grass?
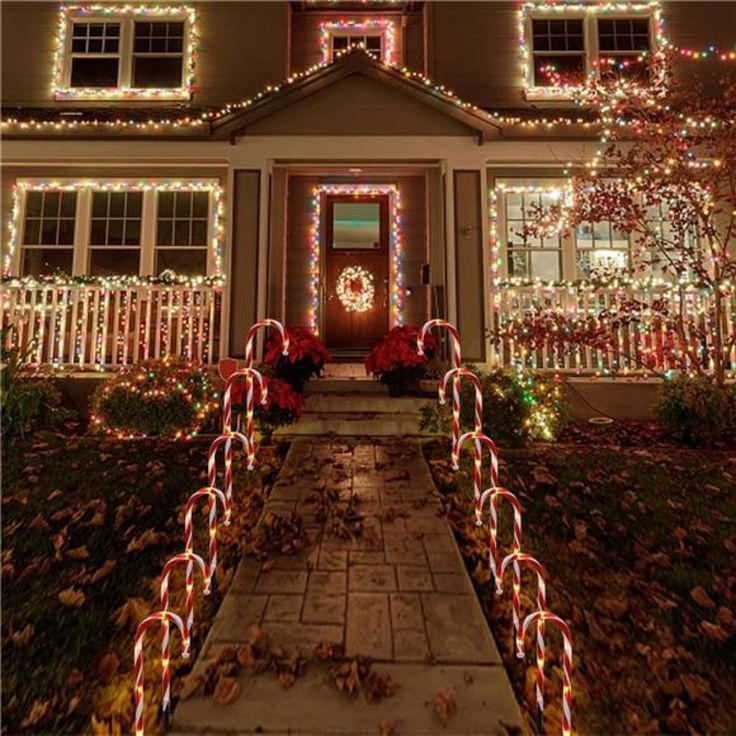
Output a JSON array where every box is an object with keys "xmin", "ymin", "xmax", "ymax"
[
  {"xmin": 1, "ymin": 431, "xmax": 285, "ymax": 734},
  {"xmin": 425, "ymin": 436, "xmax": 736, "ymax": 735}
]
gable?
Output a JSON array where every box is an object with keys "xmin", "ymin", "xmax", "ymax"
[{"xmin": 239, "ymin": 74, "xmax": 477, "ymax": 137}]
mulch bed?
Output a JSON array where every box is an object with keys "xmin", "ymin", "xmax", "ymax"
[
  {"xmin": 1, "ymin": 430, "xmax": 286, "ymax": 734},
  {"xmin": 425, "ymin": 430, "xmax": 736, "ymax": 734}
]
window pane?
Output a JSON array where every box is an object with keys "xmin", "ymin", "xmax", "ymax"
[
  {"xmin": 534, "ymin": 54, "xmax": 584, "ymax": 86},
  {"xmin": 192, "ymin": 193, "xmax": 209, "ymax": 218},
  {"xmin": 157, "ymin": 219, "xmax": 173, "ymax": 246},
  {"xmin": 109, "ymin": 193, "xmax": 125, "ymax": 217},
  {"xmin": 175, "ymin": 193, "xmax": 191, "ymax": 218},
  {"xmin": 530, "ymin": 250, "xmax": 561, "ymax": 280},
  {"xmin": 108, "ymin": 219, "xmax": 124, "ymax": 245},
  {"xmin": 124, "ymin": 219, "xmax": 141, "ymax": 245},
  {"xmin": 174, "ymin": 221, "xmax": 190, "ymax": 245},
  {"xmin": 71, "ymin": 58, "xmax": 119, "ymax": 87},
  {"xmin": 41, "ymin": 220, "xmax": 58, "ymax": 245},
  {"xmin": 89, "ymin": 248, "xmax": 140, "ymax": 276},
  {"xmin": 22, "ymin": 248, "xmax": 73, "ymax": 277},
  {"xmin": 43, "ymin": 192, "xmax": 60, "ymax": 217},
  {"xmin": 133, "ymin": 57, "xmax": 183, "ymax": 88},
  {"xmin": 24, "ymin": 219, "xmax": 40, "ymax": 245},
  {"xmin": 61, "ymin": 192, "xmax": 77, "ymax": 217},
  {"xmin": 26, "ymin": 192, "xmax": 43, "ymax": 217},
  {"xmin": 191, "ymin": 220, "xmax": 207, "ymax": 246},
  {"xmin": 58, "ymin": 219, "xmax": 75, "ymax": 245},
  {"xmin": 126, "ymin": 192, "xmax": 143, "ymax": 217},
  {"xmin": 156, "ymin": 249, "xmax": 207, "ymax": 276},
  {"xmin": 90, "ymin": 219, "xmax": 107, "ymax": 244},
  {"xmin": 92, "ymin": 192, "xmax": 108, "ymax": 217},
  {"xmin": 158, "ymin": 192, "xmax": 174, "ymax": 217}
]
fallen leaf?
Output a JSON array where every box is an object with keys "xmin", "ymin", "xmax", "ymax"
[
  {"xmin": 66, "ymin": 546, "xmax": 90, "ymax": 560},
  {"xmin": 58, "ymin": 587, "xmax": 86, "ymax": 607},
  {"xmin": 96, "ymin": 651, "xmax": 120, "ymax": 681},
  {"xmin": 178, "ymin": 673, "xmax": 203, "ymax": 701},
  {"xmin": 91, "ymin": 559, "xmax": 117, "ymax": 584},
  {"xmin": 379, "ymin": 720, "xmax": 397, "ymax": 736},
  {"xmin": 212, "ymin": 676, "xmax": 241, "ymax": 706},
  {"xmin": 11, "ymin": 624, "xmax": 33, "ymax": 647},
  {"xmin": 20, "ymin": 699, "xmax": 54, "ymax": 728},
  {"xmin": 126, "ymin": 529, "xmax": 166, "ymax": 553},
  {"xmin": 700, "ymin": 621, "xmax": 729, "ymax": 643},
  {"xmin": 428, "ymin": 691, "xmax": 457, "ymax": 725},
  {"xmin": 111, "ymin": 598, "xmax": 150, "ymax": 630},
  {"xmin": 690, "ymin": 586, "xmax": 715, "ymax": 609}
]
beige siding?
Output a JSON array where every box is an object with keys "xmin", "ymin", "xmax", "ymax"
[{"xmin": 284, "ymin": 174, "xmax": 428, "ymax": 334}]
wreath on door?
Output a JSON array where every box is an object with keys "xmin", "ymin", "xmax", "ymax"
[{"xmin": 335, "ymin": 265, "xmax": 375, "ymax": 313}]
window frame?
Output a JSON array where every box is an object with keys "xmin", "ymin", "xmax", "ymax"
[
  {"xmin": 11, "ymin": 179, "xmax": 222, "ymax": 280},
  {"xmin": 520, "ymin": 2, "xmax": 661, "ymax": 100},
  {"xmin": 53, "ymin": 6, "xmax": 195, "ymax": 101},
  {"xmin": 319, "ymin": 19, "xmax": 397, "ymax": 64}
]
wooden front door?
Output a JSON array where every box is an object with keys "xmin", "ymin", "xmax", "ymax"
[{"xmin": 324, "ymin": 194, "xmax": 390, "ymax": 352}]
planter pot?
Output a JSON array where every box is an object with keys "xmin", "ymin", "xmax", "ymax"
[{"xmin": 385, "ymin": 377, "xmax": 405, "ymax": 397}]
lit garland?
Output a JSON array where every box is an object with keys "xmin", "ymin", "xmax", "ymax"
[
  {"xmin": 309, "ymin": 183, "xmax": 403, "ymax": 334},
  {"xmin": 319, "ymin": 18, "xmax": 396, "ymax": 64},
  {"xmin": 4, "ymin": 179, "xmax": 224, "ymax": 277},
  {"xmin": 335, "ymin": 265, "xmax": 376, "ymax": 312},
  {"xmin": 52, "ymin": 4, "xmax": 197, "ymax": 100},
  {"xmin": 519, "ymin": 1, "xmax": 668, "ymax": 99}
]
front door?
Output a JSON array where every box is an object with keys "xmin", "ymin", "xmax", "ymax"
[{"xmin": 324, "ymin": 194, "xmax": 390, "ymax": 352}]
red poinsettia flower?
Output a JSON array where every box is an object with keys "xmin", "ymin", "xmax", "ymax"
[
  {"xmin": 229, "ymin": 376, "xmax": 304, "ymax": 420},
  {"xmin": 264, "ymin": 327, "xmax": 331, "ymax": 369},
  {"xmin": 364, "ymin": 325, "xmax": 438, "ymax": 377}
]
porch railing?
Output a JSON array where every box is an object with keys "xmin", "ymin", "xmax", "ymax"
[
  {"xmin": 491, "ymin": 284, "xmax": 736, "ymax": 374},
  {"xmin": 1, "ymin": 282, "xmax": 223, "ymax": 369}
]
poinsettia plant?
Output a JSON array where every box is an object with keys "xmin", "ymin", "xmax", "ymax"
[
  {"xmin": 263, "ymin": 327, "xmax": 331, "ymax": 393},
  {"xmin": 364, "ymin": 325, "xmax": 438, "ymax": 394},
  {"xmin": 230, "ymin": 374, "xmax": 304, "ymax": 442}
]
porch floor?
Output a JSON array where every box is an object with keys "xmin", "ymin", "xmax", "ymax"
[{"xmin": 173, "ymin": 438, "xmax": 522, "ymax": 735}]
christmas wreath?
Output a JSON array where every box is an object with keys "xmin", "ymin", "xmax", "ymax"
[{"xmin": 335, "ymin": 265, "xmax": 375, "ymax": 313}]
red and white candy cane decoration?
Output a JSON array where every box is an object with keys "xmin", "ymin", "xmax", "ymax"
[
  {"xmin": 134, "ymin": 611, "xmax": 189, "ymax": 736},
  {"xmin": 456, "ymin": 431, "xmax": 499, "ymax": 514},
  {"xmin": 418, "ymin": 320, "xmax": 462, "ymax": 459},
  {"xmin": 477, "ymin": 486, "xmax": 522, "ymax": 595},
  {"xmin": 439, "ymin": 367, "xmax": 484, "ymax": 468},
  {"xmin": 521, "ymin": 611, "xmax": 574, "ymax": 736},
  {"xmin": 159, "ymin": 552, "xmax": 209, "ymax": 717},
  {"xmin": 208, "ymin": 431, "xmax": 251, "ymax": 501},
  {"xmin": 244, "ymin": 318, "xmax": 290, "ymax": 369},
  {"xmin": 184, "ymin": 486, "xmax": 229, "ymax": 588},
  {"xmin": 223, "ymin": 367, "xmax": 268, "ymax": 470}
]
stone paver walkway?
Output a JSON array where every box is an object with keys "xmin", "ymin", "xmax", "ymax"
[{"xmin": 174, "ymin": 438, "xmax": 521, "ymax": 735}]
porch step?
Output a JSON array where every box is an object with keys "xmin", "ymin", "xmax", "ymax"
[
  {"xmin": 305, "ymin": 377, "xmax": 386, "ymax": 394},
  {"xmin": 304, "ymin": 393, "xmax": 428, "ymax": 413}
]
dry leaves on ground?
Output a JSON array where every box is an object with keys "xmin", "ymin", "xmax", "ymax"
[{"xmin": 427, "ymin": 690, "xmax": 457, "ymax": 725}]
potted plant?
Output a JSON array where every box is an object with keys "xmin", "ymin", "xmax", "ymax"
[
  {"xmin": 231, "ymin": 375, "xmax": 304, "ymax": 443},
  {"xmin": 263, "ymin": 327, "xmax": 330, "ymax": 394},
  {"xmin": 364, "ymin": 325, "xmax": 438, "ymax": 397}
]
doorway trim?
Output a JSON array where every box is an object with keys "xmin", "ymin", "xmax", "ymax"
[{"xmin": 309, "ymin": 183, "xmax": 404, "ymax": 336}]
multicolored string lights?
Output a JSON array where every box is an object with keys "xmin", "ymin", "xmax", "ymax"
[{"xmin": 319, "ymin": 18, "xmax": 396, "ymax": 64}]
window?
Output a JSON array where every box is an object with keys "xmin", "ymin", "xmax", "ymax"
[
  {"xmin": 12, "ymin": 182, "xmax": 220, "ymax": 279},
  {"xmin": 54, "ymin": 6, "xmax": 195, "ymax": 99},
  {"xmin": 156, "ymin": 191, "xmax": 209, "ymax": 276},
  {"xmin": 133, "ymin": 21, "xmax": 186, "ymax": 88},
  {"xmin": 320, "ymin": 20, "xmax": 396, "ymax": 64},
  {"xmin": 70, "ymin": 22, "xmax": 121, "ymax": 87},
  {"xmin": 598, "ymin": 18, "xmax": 651, "ymax": 82},
  {"xmin": 520, "ymin": 3, "xmax": 660, "ymax": 98},
  {"xmin": 21, "ymin": 191, "xmax": 77, "ymax": 276},
  {"xmin": 531, "ymin": 18, "xmax": 585, "ymax": 87},
  {"xmin": 505, "ymin": 190, "xmax": 562, "ymax": 281},
  {"xmin": 576, "ymin": 220, "xmax": 630, "ymax": 278},
  {"xmin": 331, "ymin": 32, "xmax": 383, "ymax": 60},
  {"xmin": 89, "ymin": 192, "xmax": 143, "ymax": 276}
]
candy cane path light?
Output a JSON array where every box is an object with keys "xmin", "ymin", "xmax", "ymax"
[
  {"xmin": 439, "ymin": 367, "xmax": 484, "ymax": 468},
  {"xmin": 222, "ymin": 367, "xmax": 268, "ymax": 469},
  {"xmin": 521, "ymin": 611, "xmax": 574, "ymax": 736},
  {"xmin": 477, "ymin": 486, "xmax": 522, "ymax": 596},
  {"xmin": 244, "ymin": 319, "xmax": 289, "ymax": 368},
  {"xmin": 184, "ymin": 486, "xmax": 230, "ymax": 589},
  {"xmin": 134, "ymin": 611, "xmax": 189, "ymax": 736},
  {"xmin": 456, "ymin": 431, "xmax": 499, "ymax": 515},
  {"xmin": 208, "ymin": 430, "xmax": 252, "ymax": 494},
  {"xmin": 418, "ymin": 319, "xmax": 462, "ymax": 461}
]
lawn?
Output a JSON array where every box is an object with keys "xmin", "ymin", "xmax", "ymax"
[
  {"xmin": 425, "ymin": 430, "xmax": 736, "ymax": 735},
  {"xmin": 1, "ymin": 431, "xmax": 285, "ymax": 734}
]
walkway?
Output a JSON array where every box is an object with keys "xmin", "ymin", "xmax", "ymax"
[{"xmin": 173, "ymin": 438, "xmax": 522, "ymax": 735}]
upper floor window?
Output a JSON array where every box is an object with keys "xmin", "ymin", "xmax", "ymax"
[
  {"xmin": 320, "ymin": 19, "xmax": 396, "ymax": 64},
  {"xmin": 520, "ymin": 2, "xmax": 662, "ymax": 99},
  {"xmin": 53, "ymin": 5, "xmax": 196, "ymax": 100},
  {"xmin": 12, "ymin": 180, "xmax": 222, "ymax": 279}
]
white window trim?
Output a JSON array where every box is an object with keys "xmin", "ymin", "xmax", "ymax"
[
  {"xmin": 53, "ymin": 5, "xmax": 196, "ymax": 101},
  {"xmin": 12, "ymin": 179, "xmax": 222, "ymax": 280},
  {"xmin": 519, "ymin": 2, "xmax": 663, "ymax": 101}
]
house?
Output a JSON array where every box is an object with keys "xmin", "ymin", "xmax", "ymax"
[{"xmin": 1, "ymin": 1, "xmax": 733, "ymax": 381}]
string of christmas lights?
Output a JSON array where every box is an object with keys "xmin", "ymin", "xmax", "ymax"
[
  {"xmin": 52, "ymin": 4, "xmax": 197, "ymax": 101},
  {"xmin": 319, "ymin": 18, "xmax": 396, "ymax": 64}
]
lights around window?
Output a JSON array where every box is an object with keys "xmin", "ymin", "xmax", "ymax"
[
  {"xmin": 52, "ymin": 4, "xmax": 196, "ymax": 100},
  {"xmin": 319, "ymin": 19, "xmax": 396, "ymax": 64}
]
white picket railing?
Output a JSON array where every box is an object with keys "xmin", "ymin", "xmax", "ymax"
[
  {"xmin": 1, "ymin": 283, "xmax": 224, "ymax": 369},
  {"xmin": 491, "ymin": 284, "xmax": 736, "ymax": 374}
]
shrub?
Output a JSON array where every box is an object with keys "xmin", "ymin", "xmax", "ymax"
[
  {"xmin": 419, "ymin": 366, "xmax": 567, "ymax": 446},
  {"xmin": 364, "ymin": 326, "xmax": 438, "ymax": 393},
  {"xmin": 1, "ymin": 327, "xmax": 71, "ymax": 443},
  {"xmin": 263, "ymin": 327, "xmax": 330, "ymax": 393},
  {"xmin": 230, "ymin": 375, "xmax": 304, "ymax": 443},
  {"xmin": 90, "ymin": 357, "xmax": 219, "ymax": 438},
  {"xmin": 654, "ymin": 375, "xmax": 735, "ymax": 444}
]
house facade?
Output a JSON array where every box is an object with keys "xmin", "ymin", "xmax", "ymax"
[{"xmin": 1, "ymin": 1, "xmax": 733, "ymax": 371}]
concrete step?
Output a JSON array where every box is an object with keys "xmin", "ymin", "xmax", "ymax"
[
  {"xmin": 276, "ymin": 411, "xmax": 433, "ymax": 436},
  {"xmin": 306, "ymin": 377, "xmax": 386, "ymax": 394},
  {"xmin": 303, "ymin": 392, "xmax": 429, "ymax": 414}
]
